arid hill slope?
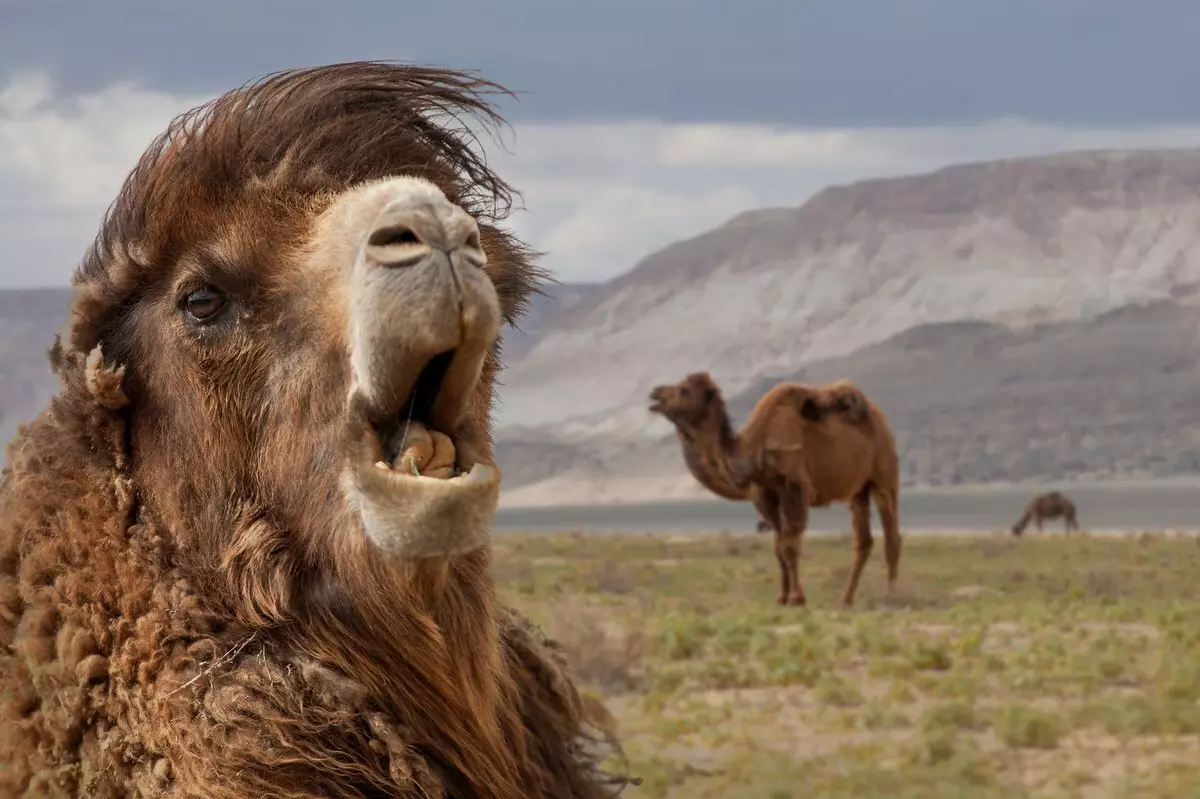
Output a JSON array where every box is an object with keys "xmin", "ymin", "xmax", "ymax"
[
  {"xmin": 496, "ymin": 300, "xmax": 1200, "ymax": 507},
  {"xmin": 499, "ymin": 148, "xmax": 1200, "ymax": 433}
]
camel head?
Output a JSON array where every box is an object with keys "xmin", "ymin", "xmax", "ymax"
[
  {"xmin": 60, "ymin": 63, "xmax": 541, "ymax": 623},
  {"xmin": 648, "ymin": 371, "xmax": 722, "ymax": 426}
]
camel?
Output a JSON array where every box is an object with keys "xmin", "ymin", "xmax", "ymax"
[
  {"xmin": 0, "ymin": 63, "xmax": 627, "ymax": 798},
  {"xmin": 649, "ymin": 376, "xmax": 866, "ymax": 534},
  {"xmin": 650, "ymin": 372, "xmax": 899, "ymax": 606},
  {"xmin": 1011, "ymin": 490, "xmax": 1080, "ymax": 535}
]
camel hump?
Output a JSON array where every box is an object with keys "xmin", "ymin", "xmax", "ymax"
[
  {"xmin": 1041, "ymin": 490, "xmax": 1070, "ymax": 506},
  {"xmin": 779, "ymin": 380, "xmax": 870, "ymax": 425},
  {"xmin": 823, "ymin": 380, "xmax": 870, "ymax": 424}
]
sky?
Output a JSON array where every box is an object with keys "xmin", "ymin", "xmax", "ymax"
[{"xmin": 4, "ymin": 0, "xmax": 1200, "ymax": 288}]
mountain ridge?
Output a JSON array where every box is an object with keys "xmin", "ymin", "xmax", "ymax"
[{"xmin": 496, "ymin": 146, "xmax": 1200, "ymax": 432}]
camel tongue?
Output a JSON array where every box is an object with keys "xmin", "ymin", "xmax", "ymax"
[{"xmin": 377, "ymin": 420, "xmax": 457, "ymax": 479}]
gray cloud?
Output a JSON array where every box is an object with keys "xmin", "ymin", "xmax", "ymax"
[
  {"xmin": 6, "ymin": 66, "xmax": 1200, "ymax": 291},
  {"xmin": 3, "ymin": 0, "xmax": 1199, "ymax": 126}
]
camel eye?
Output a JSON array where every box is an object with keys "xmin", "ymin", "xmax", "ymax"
[{"xmin": 182, "ymin": 286, "xmax": 227, "ymax": 324}]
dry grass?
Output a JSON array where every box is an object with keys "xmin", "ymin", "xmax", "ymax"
[{"xmin": 496, "ymin": 528, "xmax": 1200, "ymax": 798}]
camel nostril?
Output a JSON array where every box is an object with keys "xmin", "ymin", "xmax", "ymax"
[{"xmin": 368, "ymin": 225, "xmax": 422, "ymax": 248}]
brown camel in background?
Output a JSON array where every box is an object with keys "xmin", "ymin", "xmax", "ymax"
[
  {"xmin": 648, "ymin": 376, "xmax": 865, "ymax": 534},
  {"xmin": 1011, "ymin": 490, "xmax": 1080, "ymax": 535},
  {"xmin": 727, "ymin": 378, "xmax": 901, "ymax": 607},
  {"xmin": 650, "ymin": 372, "xmax": 899, "ymax": 606}
]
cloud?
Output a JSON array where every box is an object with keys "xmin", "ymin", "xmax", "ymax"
[
  {"xmin": 0, "ymin": 73, "xmax": 209, "ymax": 206},
  {"xmin": 3, "ymin": 72, "xmax": 1200, "ymax": 289},
  {"xmin": 5, "ymin": 0, "xmax": 1200, "ymax": 128}
]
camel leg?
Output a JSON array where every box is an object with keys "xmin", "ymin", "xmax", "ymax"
[
  {"xmin": 841, "ymin": 486, "xmax": 874, "ymax": 607},
  {"xmin": 873, "ymin": 485, "xmax": 902, "ymax": 597},
  {"xmin": 771, "ymin": 532, "xmax": 793, "ymax": 605},
  {"xmin": 752, "ymin": 487, "xmax": 783, "ymax": 534},
  {"xmin": 778, "ymin": 484, "xmax": 808, "ymax": 606},
  {"xmin": 1036, "ymin": 515, "xmax": 1043, "ymax": 535},
  {"xmin": 754, "ymin": 488, "xmax": 791, "ymax": 605}
]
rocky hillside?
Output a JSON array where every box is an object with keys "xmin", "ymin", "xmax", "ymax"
[
  {"xmin": 493, "ymin": 147, "xmax": 1200, "ymax": 505},
  {"xmin": 496, "ymin": 299, "xmax": 1200, "ymax": 506},
  {"xmin": 497, "ymin": 148, "xmax": 1200, "ymax": 433},
  {"xmin": 501, "ymin": 281, "xmax": 602, "ymax": 362}
]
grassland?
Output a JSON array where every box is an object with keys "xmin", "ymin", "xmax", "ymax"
[{"xmin": 495, "ymin": 529, "xmax": 1200, "ymax": 798}]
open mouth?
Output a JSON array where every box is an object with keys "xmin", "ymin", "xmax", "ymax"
[
  {"xmin": 648, "ymin": 390, "xmax": 666, "ymax": 413},
  {"xmin": 355, "ymin": 349, "xmax": 494, "ymax": 485},
  {"xmin": 374, "ymin": 349, "xmax": 457, "ymax": 475},
  {"xmin": 345, "ymin": 347, "xmax": 502, "ymax": 561}
]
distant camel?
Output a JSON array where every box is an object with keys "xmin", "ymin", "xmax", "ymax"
[
  {"xmin": 1011, "ymin": 491, "xmax": 1079, "ymax": 535},
  {"xmin": 648, "ymin": 376, "xmax": 861, "ymax": 534},
  {"xmin": 650, "ymin": 372, "xmax": 899, "ymax": 606}
]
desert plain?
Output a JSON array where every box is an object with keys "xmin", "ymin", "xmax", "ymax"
[{"xmin": 496, "ymin": 527, "xmax": 1200, "ymax": 798}]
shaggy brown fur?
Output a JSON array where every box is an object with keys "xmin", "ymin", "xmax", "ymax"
[
  {"xmin": 1011, "ymin": 491, "xmax": 1080, "ymax": 536},
  {"xmin": 649, "ymin": 373, "xmax": 898, "ymax": 605},
  {"xmin": 0, "ymin": 62, "xmax": 627, "ymax": 799}
]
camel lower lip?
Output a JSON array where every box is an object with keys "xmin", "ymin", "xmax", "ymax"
[
  {"xmin": 346, "ymin": 454, "xmax": 502, "ymax": 560},
  {"xmin": 369, "ymin": 460, "xmax": 498, "ymax": 486}
]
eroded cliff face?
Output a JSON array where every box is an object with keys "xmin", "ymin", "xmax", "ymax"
[{"xmin": 491, "ymin": 149, "xmax": 1200, "ymax": 505}]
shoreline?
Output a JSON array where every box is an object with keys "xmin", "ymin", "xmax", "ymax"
[
  {"xmin": 496, "ymin": 473, "xmax": 1200, "ymax": 511},
  {"xmin": 493, "ymin": 478, "xmax": 1200, "ymax": 534}
]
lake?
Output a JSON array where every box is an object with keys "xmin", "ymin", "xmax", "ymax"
[{"xmin": 493, "ymin": 480, "xmax": 1200, "ymax": 534}]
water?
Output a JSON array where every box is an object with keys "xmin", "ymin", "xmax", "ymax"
[{"xmin": 493, "ymin": 481, "xmax": 1200, "ymax": 534}]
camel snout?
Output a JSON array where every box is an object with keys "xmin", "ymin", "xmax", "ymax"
[
  {"xmin": 364, "ymin": 202, "xmax": 485, "ymax": 271},
  {"xmin": 349, "ymin": 188, "xmax": 501, "ymax": 434}
]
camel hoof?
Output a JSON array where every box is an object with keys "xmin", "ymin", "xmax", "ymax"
[
  {"xmin": 776, "ymin": 595, "xmax": 789, "ymax": 606},
  {"xmin": 788, "ymin": 596, "xmax": 807, "ymax": 607}
]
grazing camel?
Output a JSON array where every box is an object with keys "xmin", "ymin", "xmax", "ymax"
[
  {"xmin": 0, "ymin": 63, "xmax": 626, "ymax": 798},
  {"xmin": 1011, "ymin": 491, "xmax": 1080, "ymax": 536},
  {"xmin": 650, "ymin": 372, "xmax": 900, "ymax": 606}
]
